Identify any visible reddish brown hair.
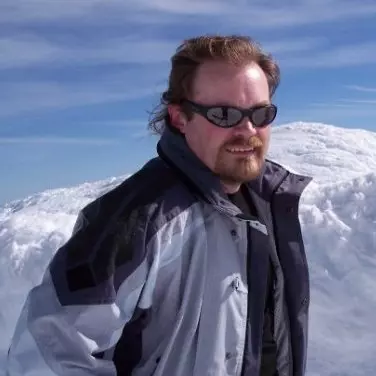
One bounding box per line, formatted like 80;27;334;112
148;35;280;135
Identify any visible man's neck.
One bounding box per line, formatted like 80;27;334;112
221;181;242;195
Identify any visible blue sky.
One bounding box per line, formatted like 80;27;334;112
1;0;376;205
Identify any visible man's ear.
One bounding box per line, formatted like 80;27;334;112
167;104;187;133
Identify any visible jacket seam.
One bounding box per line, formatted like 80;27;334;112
270;170;294;376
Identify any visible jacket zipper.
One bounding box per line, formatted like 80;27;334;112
239;222;252;376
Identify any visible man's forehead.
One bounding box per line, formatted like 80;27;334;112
196;60;262;76
192;61;269;105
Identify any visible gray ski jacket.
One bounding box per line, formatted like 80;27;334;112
6;127;312;376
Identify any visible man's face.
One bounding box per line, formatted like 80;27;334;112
169;60;272;192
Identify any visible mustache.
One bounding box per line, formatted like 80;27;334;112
224;136;263;148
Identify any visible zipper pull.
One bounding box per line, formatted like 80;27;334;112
232;277;240;291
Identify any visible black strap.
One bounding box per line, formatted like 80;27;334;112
260;262;277;376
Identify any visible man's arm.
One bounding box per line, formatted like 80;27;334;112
6;208;154;375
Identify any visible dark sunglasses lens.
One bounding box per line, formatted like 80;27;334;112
207;107;243;127
251;106;277;127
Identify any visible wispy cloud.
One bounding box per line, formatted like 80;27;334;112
0;33;329;72
0;0;376;28
305;101;376;120
310;100;376;108
235;0;376;28
0;137;118;145
281;41;376;68
345;85;376;93
0;0;372;90
0;78;165;118
0;32;328;118
130;130;155;140
339;99;376;105
263;37;326;55
0;35;176;70
1;0;375;120
309;103;362;108
274;100;376;128
79;120;149;128
2;0;376;28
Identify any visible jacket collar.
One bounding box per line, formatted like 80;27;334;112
157;126;312;218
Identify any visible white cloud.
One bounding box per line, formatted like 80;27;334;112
309;103;362;109
0;79;166;118
0;137;118;145
309;101;376;109
276;100;376;127
2;0;376;28
345;85;376;93
232;0;376;28
128;0;231;15
0;33;328;72
0;32;327;118
0;36;62;69
130;130;155;140
1;0;375;120
281;41;376;68
0;35;175;69
263;37;326;55
339;99;376;105
0;0;102;23
79;120;149;128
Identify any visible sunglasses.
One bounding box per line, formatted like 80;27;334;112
182;99;277;128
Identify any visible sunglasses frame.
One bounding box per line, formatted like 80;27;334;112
182;99;277;128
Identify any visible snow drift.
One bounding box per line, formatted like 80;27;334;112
1;122;375;375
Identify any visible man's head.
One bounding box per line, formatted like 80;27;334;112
149;35;280;193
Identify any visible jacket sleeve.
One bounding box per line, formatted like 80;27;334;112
6;206;154;376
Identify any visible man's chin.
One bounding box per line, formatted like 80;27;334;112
241;158;264;179
220;166;263;184
215;153;266;181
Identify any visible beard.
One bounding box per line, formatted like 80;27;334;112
213;135;266;184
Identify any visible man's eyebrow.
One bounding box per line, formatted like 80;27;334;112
217;100;272;108
193;99;272;108
250;100;271;107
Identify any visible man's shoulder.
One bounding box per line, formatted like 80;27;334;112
50;158;183;302
77;157;196;230
80;158;175;218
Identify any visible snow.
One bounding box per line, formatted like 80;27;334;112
269;121;376;183
1;122;376;375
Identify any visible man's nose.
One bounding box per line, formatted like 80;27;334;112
234;117;258;136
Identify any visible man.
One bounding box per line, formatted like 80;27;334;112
7;35;312;375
